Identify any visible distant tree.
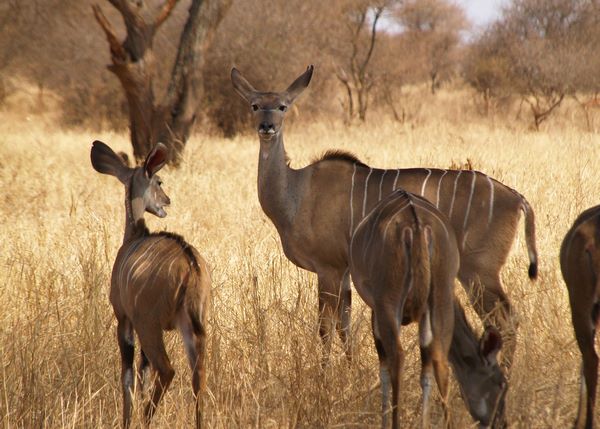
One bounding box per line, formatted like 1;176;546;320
93;0;232;165
334;0;391;122
465;0;598;130
395;0;468;94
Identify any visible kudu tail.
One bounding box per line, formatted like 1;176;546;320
396;223;431;316
520;197;538;279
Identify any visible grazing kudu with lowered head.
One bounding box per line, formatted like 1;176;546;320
560;204;600;429
231;65;537;371
350;189;506;428
90;141;210;428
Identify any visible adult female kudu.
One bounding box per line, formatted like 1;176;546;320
90;141;210;428
350;189;506;428
231;65;537;369
560;205;600;429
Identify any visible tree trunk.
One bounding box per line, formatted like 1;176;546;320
94;0;232;166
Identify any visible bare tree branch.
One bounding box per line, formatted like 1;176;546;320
154;0;179;29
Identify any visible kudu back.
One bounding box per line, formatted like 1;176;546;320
350;189;506;428
91;141;210;428
560;204;600;429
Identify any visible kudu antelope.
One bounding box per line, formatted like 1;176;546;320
560;205;600;429
350;189;506;428
231;65;537;369
90;141;210;428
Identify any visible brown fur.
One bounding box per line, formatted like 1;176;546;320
560;204;600;429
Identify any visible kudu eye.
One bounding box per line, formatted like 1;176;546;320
251;104;259;112
279;105;287;112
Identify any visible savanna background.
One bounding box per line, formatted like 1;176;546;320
1;0;599;427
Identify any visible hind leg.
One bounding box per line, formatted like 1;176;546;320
137;349;149;396
117;318;135;429
179;313;207;429
317;269;351;365
135;322;175;425
374;309;404;429
571;300;599;429
459;268;516;370
372;312;391;429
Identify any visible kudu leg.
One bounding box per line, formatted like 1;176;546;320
459;270;516;371
317;270;351;365
372;312;391;429
180;313;207;429
136;326;175;425
572;308;599;429
117;318;135;429
137;349;149;396
375;310;404;429
337;269;353;361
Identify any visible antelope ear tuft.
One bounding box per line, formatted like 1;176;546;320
90;140;131;184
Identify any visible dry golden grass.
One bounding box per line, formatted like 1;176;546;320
1;113;598;428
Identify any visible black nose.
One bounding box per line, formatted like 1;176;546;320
259;122;274;132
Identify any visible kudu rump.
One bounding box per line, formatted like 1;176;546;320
561;205;600;429
231;65;537;369
91;141;210;428
350;190;506;428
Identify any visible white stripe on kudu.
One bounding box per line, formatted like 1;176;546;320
379;170;387;201
393;169;400;191
124;237;167;293
349;163;357;237
436;170;448;208
448;171;462;219
463;171;477;230
487;175;494;226
363;168;373;218
134;245;181;306
421;169;432;197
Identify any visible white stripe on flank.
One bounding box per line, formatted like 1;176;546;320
363;168;373;218
378;170;387;201
448;171;462;219
393;169;400;191
420;169;432;197
129;240;172;288
463;171;477;230
349;163;357;237
118;237;145;288
134;245;181;306
487;175;494;227
124;237;166;293
436;170;448;208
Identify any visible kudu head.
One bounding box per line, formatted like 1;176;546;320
230;65;313;140
462;326;507;429
90;140;170;218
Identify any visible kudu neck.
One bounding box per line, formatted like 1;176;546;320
257;131;296;227
123;181;148;243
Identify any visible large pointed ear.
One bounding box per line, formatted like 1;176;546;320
144;142;168;178
231;68;257;102
90;140;131;184
480;326;503;365
285;65;314;104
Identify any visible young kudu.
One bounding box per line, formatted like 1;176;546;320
560;205;600;429
350;189;506;428
231;65;537;370
91;141;210;428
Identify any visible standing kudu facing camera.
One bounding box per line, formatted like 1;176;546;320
91;141;210;428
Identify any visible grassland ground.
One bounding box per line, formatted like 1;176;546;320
0;115;597;427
